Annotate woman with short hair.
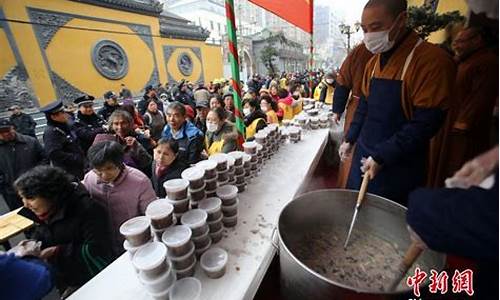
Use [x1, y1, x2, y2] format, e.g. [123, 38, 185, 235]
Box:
[14, 165, 113, 295]
[205, 107, 238, 155]
[83, 141, 157, 255]
[151, 139, 188, 197]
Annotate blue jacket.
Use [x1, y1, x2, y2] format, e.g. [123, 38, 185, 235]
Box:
[161, 121, 204, 165]
[0, 254, 53, 300]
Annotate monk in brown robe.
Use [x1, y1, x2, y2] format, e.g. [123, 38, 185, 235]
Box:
[430, 27, 498, 186]
[332, 43, 374, 188]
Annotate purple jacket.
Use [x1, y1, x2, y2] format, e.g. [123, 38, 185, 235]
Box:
[83, 165, 157, 255]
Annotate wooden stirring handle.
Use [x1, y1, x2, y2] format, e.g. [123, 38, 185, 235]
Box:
[356, 174, 370, 207]
[388, 241, 425, 291]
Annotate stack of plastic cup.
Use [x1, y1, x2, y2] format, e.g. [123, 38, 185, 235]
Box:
[196, 159, 218, 197]
[163, 179, 190, 222]
[132, 242, 176, 299]
[229, 151, 246, 192]
[198, 197, 223, 243]
[241, 153, 252, 188]
[169, 277, 202, 300]
[181, 167, 206, 209]
[209, 153, 229, 187]
[120, 216, 152, 264]
[226, 155, 236, 185]
[216, 185, 238, 228]
[181, 209, 211, 257]
[162, 225, 196, 278]
[145, 200, 175, 241]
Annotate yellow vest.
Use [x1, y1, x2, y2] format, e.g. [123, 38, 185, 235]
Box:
[324, 84, 334, 105]
[313, 82, 324, 101]
[278, 102, 294, 120]
[246, 118, 265, 139]
[205, 136, 224, 156]
[266, 110, 279, 124]
[279, 78, 287, 89]
[292, 99, 303, 116]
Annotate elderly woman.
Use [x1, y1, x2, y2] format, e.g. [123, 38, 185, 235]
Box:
[94, 109, 153, 177]
[14, 165, 113, 295]
[205, 107, 238, 155]
[83, 141, 157, 255]
[151, 139, 188, 197]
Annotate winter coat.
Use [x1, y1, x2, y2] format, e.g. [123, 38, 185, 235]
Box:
[83, 165, 157, 255]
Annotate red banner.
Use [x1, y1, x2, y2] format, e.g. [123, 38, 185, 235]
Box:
[248, 0, 313, 34]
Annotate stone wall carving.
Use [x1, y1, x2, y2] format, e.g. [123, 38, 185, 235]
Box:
[177, 52, 193, 76]
[92, 40, 129, 80]
[163, 45, 205, 85]
[28, 9, 73, 49]
[0, 66, 37, 112]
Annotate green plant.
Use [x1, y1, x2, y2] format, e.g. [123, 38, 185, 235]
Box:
[408, 4, 465, 39]
[260, 44, 278, 75]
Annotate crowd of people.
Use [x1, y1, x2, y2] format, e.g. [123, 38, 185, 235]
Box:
[0, 0, 498, 298]
[0, 68, 331, 298]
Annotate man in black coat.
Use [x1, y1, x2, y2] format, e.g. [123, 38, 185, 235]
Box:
[0, 119, 46, 210]
[72, 95, 106, 153]
[8, 105, 37, 137]
[174, 81, 196, 111]
[41, 100, 87, 180]
[97, 91, 120, 121]
[138, 85, 163, 115]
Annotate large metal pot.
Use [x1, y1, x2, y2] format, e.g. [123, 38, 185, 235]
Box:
[276, 189, 446, 300]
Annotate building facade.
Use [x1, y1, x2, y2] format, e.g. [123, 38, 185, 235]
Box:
[0, 0, 223, 112]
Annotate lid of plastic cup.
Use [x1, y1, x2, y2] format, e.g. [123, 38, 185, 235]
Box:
[227, 151, 244, 160]
[123, 239, 150, 252]
[216, 184, 238, 200]
[163, 178, 189, 193]
[288, 127, 300, 134]
[254, 131, 267, 139]
[242, 141, 257, 149]
[195, 159, 218, 171]
[226, 155, 235, 167]
[145, 200, 174, 219]
[311, 117, 319, 122]
[119, 216, 151, 236]
[181, 167, 205, 182]
[242, 153, 251, 162]
[161, 225, 192, 248]
[138, 259, 174, 284]
[180, 209, 208, 229]
[198, 197, 222, 214]
[132, 242, 167, 271]
[256, 144, 263, 151]
[200, 247, 228, 272]
[169, 277, 202, 300]
[208, 153, 228, 165]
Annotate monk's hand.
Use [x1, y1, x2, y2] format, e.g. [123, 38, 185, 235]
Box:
[338, 142, 352, 161]
[360, 156, 380, 179]
[446, 146, 498, 188]
[332, 113, 341, 125]
[40, 246, 59, 261]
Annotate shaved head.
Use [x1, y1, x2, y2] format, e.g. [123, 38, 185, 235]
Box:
[365, 0, 407, 19]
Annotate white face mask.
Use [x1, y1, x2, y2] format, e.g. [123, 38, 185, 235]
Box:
[243, 108, 251, 116]
[326, 79, 334, 84]
[363, 15, 401, 54]
[206, 122, 218, 132]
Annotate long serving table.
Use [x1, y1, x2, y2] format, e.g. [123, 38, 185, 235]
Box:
[69, 128, 331, 300]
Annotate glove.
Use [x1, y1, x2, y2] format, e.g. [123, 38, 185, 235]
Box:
[407, 225, 428, 250]
[7, 240, 42, 257]
[338, 142, 352, 162]
[446, 146, 498, 189]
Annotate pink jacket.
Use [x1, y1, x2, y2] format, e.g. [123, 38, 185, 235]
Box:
[83, 165, 157, 254]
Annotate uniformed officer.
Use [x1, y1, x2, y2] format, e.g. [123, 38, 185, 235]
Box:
[73, 94, 106, 153]
[41, 100, 86, 180]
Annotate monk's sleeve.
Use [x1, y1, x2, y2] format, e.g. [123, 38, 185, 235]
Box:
[372, 51, 455, 166]
[345, 59, 375, 144]
[454, 61, 499, 130]
[333, 50, 354, 114]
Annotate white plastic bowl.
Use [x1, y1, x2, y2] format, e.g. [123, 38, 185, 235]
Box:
[163, 179, 190, 200]
[140, 259, 176, 294]
[169, 277, 202, 300]
[180, 209, 208, 231]
[198, 197, 222, 215]
[181, 167, 205, 190]
[132, 242, 168, 279]
[119, 216, 151, 247]
[216, 185, 238, 201]
[162, 225, 192, 256]
[146, 200, 174, 229]
[200, 247, 228, 279]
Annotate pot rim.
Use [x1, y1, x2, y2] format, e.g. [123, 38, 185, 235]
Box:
[276, 188, 446, 295]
